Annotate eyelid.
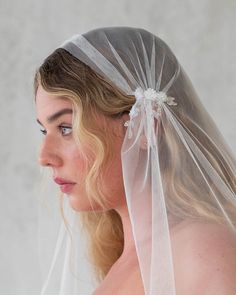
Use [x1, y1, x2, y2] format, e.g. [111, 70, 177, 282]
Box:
[38, 124, 72, 136]
[59, 125, 72, 136]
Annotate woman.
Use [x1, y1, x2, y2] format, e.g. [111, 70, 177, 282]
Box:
[35, 27, 236, 294]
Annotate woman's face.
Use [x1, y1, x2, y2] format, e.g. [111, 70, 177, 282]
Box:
[36, 85, 127, 211]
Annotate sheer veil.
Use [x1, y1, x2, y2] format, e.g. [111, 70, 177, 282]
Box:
[39, 27, 236, 295]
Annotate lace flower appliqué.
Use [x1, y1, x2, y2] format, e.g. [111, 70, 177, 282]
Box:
[124, 87, 177, 138]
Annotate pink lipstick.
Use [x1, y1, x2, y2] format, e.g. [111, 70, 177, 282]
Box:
[54, 177, 76, 194]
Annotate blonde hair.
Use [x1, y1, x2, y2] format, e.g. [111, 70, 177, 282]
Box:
[34, 48, 236, 281]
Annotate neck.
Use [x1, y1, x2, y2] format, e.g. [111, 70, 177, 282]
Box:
[114, 203, 182, 258]
[115, 203, 136, 258]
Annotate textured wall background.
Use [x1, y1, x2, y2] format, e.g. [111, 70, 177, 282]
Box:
[0, 0, 235, 294]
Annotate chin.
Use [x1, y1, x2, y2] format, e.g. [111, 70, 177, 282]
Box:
[67, 194, 103, 212]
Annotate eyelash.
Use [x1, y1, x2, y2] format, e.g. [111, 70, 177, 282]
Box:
[40, 125, 72, 136]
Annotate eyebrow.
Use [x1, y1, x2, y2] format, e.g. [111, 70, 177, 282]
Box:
[37, 108, 73, 125]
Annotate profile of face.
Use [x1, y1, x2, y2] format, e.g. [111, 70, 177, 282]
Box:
[36, 85, 127, 212]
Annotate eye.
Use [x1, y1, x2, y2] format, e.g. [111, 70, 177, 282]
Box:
[59, 125, 72, 136]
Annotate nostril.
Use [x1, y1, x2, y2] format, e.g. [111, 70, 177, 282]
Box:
[38, 145, 51, 167]
[38, 152, 62, 168]
[38, 150, 51, 167]
[38, 156, 49, 167]
[38, 139, 62, 168]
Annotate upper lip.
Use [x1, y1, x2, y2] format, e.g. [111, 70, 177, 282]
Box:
[53, 177, 76, 185]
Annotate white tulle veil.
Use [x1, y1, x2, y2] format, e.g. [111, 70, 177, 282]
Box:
[38, 27, 236, 295]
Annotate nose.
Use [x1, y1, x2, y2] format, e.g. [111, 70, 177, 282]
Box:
[38, 137, 62, 167]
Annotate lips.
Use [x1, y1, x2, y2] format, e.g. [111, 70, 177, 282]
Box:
[53, 177, 76, 194]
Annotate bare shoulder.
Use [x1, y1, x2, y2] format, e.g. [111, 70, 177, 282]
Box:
[92, 251, 144, 295]
[172, 220, 236, 251]
[171, 221, 236, 294]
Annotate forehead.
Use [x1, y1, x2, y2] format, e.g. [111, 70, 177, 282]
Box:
[36, 85, 73, 117]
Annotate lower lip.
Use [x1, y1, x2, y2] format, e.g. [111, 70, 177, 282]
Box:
[59, 183, 75, 194]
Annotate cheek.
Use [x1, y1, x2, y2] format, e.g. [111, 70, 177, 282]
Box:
[67, 142, 96, 186]
[101, 154, 126, 204]
[100, 135, 126, 205]
[70, 148, 88, 180]
[66, 138, 126, 211]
